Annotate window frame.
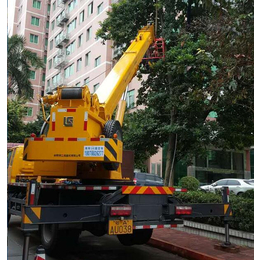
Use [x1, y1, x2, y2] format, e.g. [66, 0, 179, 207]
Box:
[94, 56, 101, 67]
[30, 34, 39, 44]
[31, 16, 40, 26]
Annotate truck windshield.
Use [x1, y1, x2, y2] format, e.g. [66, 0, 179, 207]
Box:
[7, 150, 13, 167]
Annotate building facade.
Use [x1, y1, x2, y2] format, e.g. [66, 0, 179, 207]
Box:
[12, 0, 50, 122]
[45, 0, 113, 93]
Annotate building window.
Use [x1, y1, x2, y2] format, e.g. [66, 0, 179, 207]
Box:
[68, 0, 77, 13]
[77, 58, 82, 71]
[86, 26, 92, 41]
[93, 83, 99, 92]
[42, 74, 46, 82]
[48, 59, 52, 69]
[97, 2, 103, 14]
[26, 107, 33, 117]
[208, 150, 231, 170]
[84, 77, 89, 85]
[53, 55, 58, 66]
[64, 63, 74, 78]
[67, 18, 77, 33]
[47, 79, 50, 87]
[29, 71, 36, 80]
[85, 52, 90, 66]
[48, 4, 50, 13]
[88, 2, 93, 16]
[33, 0, 41, 9]
[51, 20, 55, 30]
[66, 41, 76, 56]
[30, 34, 39, 44]
[157, 163, 161, 176]
[52, 73, 61, 87]
[126, 89, 135, 108]
[78, 34, 83, 47]
[75, 82, 81, 87]
[95, 56, 101, 67]
[45, 38, 48, 47]
[44, 55, 47, 64]
[31, 16, 39, 26]
[79, 10, 84, 23]
[46, 21, 49, 29]
[52, 1, 56, 11]
[50, 40, 53, 50]
[151, 163, 156, 174]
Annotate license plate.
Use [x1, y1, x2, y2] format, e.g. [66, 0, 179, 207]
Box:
[108, 219, 133, 235]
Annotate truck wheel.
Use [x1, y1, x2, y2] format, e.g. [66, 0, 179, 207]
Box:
[103, 120, 122, 171]
[41, 225, 80, 255]
[132, 229, 153, 245]
[117, 234, 134, 246]
[40, 224, 59, 255]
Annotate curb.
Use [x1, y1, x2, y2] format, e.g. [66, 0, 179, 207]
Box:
[148, 238, 220, 260]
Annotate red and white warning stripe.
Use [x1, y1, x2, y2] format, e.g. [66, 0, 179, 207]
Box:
[84, 112, 88, 131]
[9, 182, 28, 187]
[52, 112, 56, 131]
[174, 188, 187, 192]
[90, 138, 110, 141]
[58, 108, 77, 112]
[68, 137, 87, 141]
[133, 224, 184, 230]
[29, 183, 36, 205]
[77, 186, 117, 191]
[40, 185, 117, 191]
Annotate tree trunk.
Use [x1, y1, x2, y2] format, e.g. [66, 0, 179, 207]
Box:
[164, 131, 176, 186]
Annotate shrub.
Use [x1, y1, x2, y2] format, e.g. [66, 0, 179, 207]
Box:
[174, 191, 254, 232]
[179, 176, 200, 191]
[242, 189, 254, 199]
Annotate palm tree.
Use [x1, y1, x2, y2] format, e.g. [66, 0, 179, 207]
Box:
[8, 35, 45, 99]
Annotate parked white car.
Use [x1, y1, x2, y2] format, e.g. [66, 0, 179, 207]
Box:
[200, 178, 254, 195]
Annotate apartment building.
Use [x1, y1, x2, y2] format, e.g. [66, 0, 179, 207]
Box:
[45, 0, 113, 93]
[12, 0, 50, 122]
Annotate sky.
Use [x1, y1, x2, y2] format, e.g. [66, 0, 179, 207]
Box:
[8, 0, 15, 35]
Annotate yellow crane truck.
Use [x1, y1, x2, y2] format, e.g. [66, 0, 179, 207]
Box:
[7, 25, 232, 258]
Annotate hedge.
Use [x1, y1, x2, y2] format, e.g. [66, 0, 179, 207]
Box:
[174, 191, 254, 233]
[179, 176, 200, 191]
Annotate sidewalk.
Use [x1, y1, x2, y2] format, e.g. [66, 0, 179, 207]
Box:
[148, 228, 254, 260]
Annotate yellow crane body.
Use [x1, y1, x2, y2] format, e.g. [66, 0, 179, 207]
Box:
[23, 25, 155, 181]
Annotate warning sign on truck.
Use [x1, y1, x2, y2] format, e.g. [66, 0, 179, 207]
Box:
[84, 146, 104, 157]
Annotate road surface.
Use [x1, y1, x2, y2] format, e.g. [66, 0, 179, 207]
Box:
[8, 215, 187, 260]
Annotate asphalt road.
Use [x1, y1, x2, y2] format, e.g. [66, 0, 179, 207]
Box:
[8, 215, 187, 260]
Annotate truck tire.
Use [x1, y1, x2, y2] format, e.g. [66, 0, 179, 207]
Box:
[117, 234, 135, 246]
[103, 120, 122, 171]
[41, 224, 59, 255]
[117, 229, 153, 246]
[132, 229, 153, 245]
[41, 224, 80, 255]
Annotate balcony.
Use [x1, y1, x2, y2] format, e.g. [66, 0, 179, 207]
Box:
[56, 12, 69, 27]
[54, 52, 67, 69]
[55, 33, 69, 48]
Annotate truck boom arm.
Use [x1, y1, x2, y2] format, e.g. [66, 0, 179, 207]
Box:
[96, 25, 155, 119]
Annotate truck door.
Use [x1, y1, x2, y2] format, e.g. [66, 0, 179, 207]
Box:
[7, 148, 16, 183]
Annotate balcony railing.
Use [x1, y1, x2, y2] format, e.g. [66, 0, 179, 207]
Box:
[56, 12, 69, 27]
[55, 33, 70, 48]
[54, 52, 67, 69]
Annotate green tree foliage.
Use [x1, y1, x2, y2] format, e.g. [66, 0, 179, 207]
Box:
[98, 0, 253, 185]
[7, 99, 27, 143]
[8, 35, 44, 99]
[7, 99, 49, 143]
